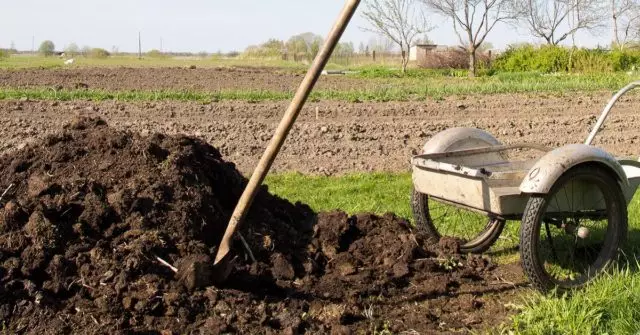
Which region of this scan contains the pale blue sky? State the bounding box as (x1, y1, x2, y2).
(0, 0, 610, 53)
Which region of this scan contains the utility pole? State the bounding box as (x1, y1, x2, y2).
(160, 38, 163, 52)
(138, 32, 142, 59)
(31, 36, 34, 53)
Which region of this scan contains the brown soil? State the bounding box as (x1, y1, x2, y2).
(0, 119, 525, 334)
(1, 92, 638, 175)
(0, 67, 385, 92)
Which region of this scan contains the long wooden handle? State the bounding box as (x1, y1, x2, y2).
(215, 0, 362, 264)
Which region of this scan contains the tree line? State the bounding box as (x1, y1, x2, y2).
(362, 0, 640, 76)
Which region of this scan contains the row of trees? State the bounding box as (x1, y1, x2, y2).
(243, 33, 361, 60)
(361, 0, 640, 76)
(244, 34, 402, 61)
(62, 43, 111, 58)
(36, 40, 112, 58)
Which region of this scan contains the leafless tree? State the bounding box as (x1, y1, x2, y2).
(422, 0, 521, 77)
(367, 35, 396, 53)
(362, 0, 434, 72)
(518, 0, 605, 46)
(612, 0, 640, 50)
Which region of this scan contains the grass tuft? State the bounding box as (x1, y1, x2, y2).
(507, 263, 640, 335)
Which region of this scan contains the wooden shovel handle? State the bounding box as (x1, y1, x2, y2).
(215, 0, 362, 264)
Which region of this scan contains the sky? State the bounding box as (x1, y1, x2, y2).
(0, 0, 613, 53)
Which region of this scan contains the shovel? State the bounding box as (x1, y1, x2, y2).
(212, 0, 362, 283)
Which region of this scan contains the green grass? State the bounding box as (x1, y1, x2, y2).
(3, 56, 640, 103)
(265, 172, 413, 218)
(0, 54, 308, 70)
(508, 264, 640, 335)
(3, 71, 640, 104)
(0, 54, 395, 71)
(264, 172, 640, 334)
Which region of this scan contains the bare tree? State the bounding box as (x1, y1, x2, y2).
(612, 0, 640, 50)
(368, 35, 396, 53)
(423, 0, 520, 77)
(362, 0, 433, 73)
(518, 0, 605, 46)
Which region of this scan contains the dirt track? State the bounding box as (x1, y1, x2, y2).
(1, 92, 639, 176)
(0, 67, 385, 92)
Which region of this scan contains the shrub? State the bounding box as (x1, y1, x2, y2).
(572, 48, 612, 73)
(418, 48, 468, 69)
(0, 49, 9, 59)
(416, 47, 491, 70)
(146, 49, 166, 58)
(493, 44, 640, 73)
(493, 44, 570, 73)
(225, 51, 240, 58)
(87, 48, 110, 59)
(64, 43, 80, 57)
(610, 50, 640, 71)
(38, 40, 55, 57)
(242, 39, 284, 59)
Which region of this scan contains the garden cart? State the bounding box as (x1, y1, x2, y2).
(411, 82, 640, 292)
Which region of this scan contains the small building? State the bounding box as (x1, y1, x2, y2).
(410, 44, 445, 62)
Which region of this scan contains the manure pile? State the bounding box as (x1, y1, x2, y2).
(0, 118, 518, 334)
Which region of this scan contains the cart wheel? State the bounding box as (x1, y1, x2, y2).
(411, 188, 506, 254)
(519, 165, 627, 292)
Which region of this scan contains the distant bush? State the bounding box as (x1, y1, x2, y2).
(243, 39, 284, 59)
(494, 44, 640, 73)
(64, 43, 80, 57)
(86, 48, 110, 59)
(38, 40, 55, 57)
(146, 49, 167, 58)
(0, 49, 8, 59)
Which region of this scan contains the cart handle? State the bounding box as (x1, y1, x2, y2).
(585, 81, 640, 145)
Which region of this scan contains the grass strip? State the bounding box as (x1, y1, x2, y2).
(1, 72, 640, 103)
(265, 172, 413, 218)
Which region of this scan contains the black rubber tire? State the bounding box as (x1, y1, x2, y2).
(519, 165, 628, 293)
(411, 187, 505, 254)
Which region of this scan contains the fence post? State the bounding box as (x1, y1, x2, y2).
(373, 50, 376, 62)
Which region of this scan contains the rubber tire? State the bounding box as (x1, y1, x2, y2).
(411, 187, 505, 254)
(519, 165, 628, 293)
